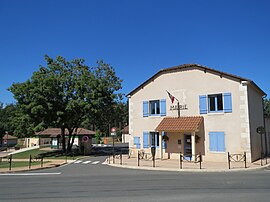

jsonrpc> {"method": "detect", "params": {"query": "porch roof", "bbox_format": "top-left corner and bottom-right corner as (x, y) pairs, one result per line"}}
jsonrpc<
(155, 116), (203, 132)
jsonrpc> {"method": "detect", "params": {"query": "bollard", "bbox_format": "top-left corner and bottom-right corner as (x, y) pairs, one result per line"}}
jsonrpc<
(9, 154), (12, 171)
(29, 155), (32, 169)
(41, 157), (44, 168)
(228, 152), (231, 169)
(244, 152), (247, 168)
(179, 153), (183, 169)
(199, 153), (202, 169)
(137, 151), (140, 167)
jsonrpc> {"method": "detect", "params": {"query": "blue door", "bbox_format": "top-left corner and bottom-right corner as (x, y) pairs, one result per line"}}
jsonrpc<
(184, 134), (192, 160)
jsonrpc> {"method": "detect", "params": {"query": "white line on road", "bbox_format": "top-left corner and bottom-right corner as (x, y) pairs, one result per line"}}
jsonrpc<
(82, 161), (91, 164)
(92, 161), (100, 165)
(74, 160), (83, 164)
(0, 172), (61, 176)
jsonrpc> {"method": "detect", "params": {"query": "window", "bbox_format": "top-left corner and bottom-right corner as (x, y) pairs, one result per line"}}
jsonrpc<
(149, 100), (160, 115)
(209, 132), (225, 152)
(208, 94), (223, 112)
(199, 93), (232, 114)
(143, 99), (166, 117)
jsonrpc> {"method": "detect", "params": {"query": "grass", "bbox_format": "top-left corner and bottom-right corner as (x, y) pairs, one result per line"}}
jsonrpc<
(11, 147), (84, 160)
(0, 161), (50, 169)
(12, 148), (48, 159)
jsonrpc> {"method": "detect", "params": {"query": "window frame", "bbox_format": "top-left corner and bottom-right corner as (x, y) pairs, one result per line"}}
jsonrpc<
(208, 93), (223, 113)
(149, 100), (160, 116)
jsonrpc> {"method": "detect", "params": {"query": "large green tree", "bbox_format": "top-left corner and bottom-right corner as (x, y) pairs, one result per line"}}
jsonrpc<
(9, 55), (122, 152)
(264, 98), (270, 116)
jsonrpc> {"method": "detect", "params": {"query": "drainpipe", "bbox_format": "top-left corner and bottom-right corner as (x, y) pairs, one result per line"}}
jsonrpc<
(262, 95), (268, 161)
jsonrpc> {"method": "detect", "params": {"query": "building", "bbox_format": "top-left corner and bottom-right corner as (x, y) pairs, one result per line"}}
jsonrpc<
(36, 128), (95, 153)
(1, 134), (18, 147)
(127, 64), (267, 162)
(122, 126), (130, 143)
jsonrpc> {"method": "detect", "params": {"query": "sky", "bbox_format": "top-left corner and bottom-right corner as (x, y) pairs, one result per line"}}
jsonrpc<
(0, 0), (270, 104)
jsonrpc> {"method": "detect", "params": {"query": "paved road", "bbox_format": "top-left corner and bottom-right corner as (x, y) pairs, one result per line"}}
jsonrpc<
(1, 156), (270, 202)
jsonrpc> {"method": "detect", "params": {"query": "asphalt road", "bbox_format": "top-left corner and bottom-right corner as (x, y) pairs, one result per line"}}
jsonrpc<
(1, 155), (270, 202)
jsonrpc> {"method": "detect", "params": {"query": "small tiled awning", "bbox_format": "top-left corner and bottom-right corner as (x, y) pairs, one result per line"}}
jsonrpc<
(155, 116), (203, 132)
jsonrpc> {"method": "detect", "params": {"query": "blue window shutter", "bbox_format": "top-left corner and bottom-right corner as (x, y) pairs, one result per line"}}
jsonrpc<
(134, 137), (140, 149)
(143, 132), (149, 148)
(217, 132), (225, 152)
(162, 131), (167, 149)
(223, 93), (232, 113)
(143, 101), (149, 117)
(199, 95), (208, 114)
(136, 137), (140, 149)
(134, 137), (138, 145)
(160, 99), (166, 116)
(209, 132), (217, 151)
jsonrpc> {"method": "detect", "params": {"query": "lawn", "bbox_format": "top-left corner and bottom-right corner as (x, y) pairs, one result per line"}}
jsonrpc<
(11, 147), (84, 160)
(12, 148), (48, 159)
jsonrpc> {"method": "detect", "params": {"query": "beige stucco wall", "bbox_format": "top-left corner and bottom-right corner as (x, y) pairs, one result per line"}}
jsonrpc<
(247, 85), (265, 161)
(129, 67), (264, 162)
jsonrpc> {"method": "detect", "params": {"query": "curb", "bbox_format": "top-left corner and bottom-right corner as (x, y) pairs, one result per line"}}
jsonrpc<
(0, 163), (65, 174)
(105, 160), (270, 173)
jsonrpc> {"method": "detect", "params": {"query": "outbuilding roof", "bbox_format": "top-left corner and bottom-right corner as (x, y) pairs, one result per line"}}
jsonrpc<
(2, 134), (18, 140)
(156, 116), (203, 132)
(127, 64), (266, 96)
(36, 128), (95, 137)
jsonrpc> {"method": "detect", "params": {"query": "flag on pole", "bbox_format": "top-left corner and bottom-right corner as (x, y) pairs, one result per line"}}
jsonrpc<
(166, 91), (176, 104)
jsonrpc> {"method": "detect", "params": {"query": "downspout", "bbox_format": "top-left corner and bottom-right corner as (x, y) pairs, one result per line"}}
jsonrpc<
(262, 95), (268, 160)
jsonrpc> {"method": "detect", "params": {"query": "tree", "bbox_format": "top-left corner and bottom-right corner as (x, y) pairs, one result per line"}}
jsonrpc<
(9, 55), (122, 153)
(264, 98), (270, 116)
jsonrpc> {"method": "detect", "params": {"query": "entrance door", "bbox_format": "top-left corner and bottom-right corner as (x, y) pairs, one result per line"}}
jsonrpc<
(184, 134), (192, 160)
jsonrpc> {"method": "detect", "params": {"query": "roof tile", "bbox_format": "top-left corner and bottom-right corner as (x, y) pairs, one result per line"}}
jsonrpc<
(156, 116), (203, 132)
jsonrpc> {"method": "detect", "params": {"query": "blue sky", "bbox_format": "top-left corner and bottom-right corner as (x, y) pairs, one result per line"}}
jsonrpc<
(0, 0), (270, 104)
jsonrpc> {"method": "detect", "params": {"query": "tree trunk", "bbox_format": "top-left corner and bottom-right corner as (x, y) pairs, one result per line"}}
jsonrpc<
(61, 127), (66, 153)
(67, 128), (76, 153)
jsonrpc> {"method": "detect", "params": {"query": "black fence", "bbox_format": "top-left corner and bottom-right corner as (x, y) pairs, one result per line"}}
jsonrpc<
(227, 152), (247, 169)
(179, 153), (202, 169)
(137, 150), (155, 167)
(0, 154), (45, 171)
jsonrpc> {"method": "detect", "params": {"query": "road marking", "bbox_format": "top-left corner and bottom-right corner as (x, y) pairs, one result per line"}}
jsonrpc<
(92, 161), (100, 165)
(82, 161), (91, 164)
(74, 160), (83, 164)
(0, 172), (61, 176)
(102, 161), (107, 165)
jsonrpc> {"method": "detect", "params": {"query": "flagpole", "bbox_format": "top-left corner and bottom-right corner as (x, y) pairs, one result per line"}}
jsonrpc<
(166, 90), (180, 118)
(177, 101), (180, 118)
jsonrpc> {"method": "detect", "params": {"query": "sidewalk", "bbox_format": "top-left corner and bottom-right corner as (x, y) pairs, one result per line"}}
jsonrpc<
(106, 155), (270, 172)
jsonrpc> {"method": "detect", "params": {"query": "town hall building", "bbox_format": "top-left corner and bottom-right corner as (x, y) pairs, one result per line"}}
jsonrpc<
(127, 64), (267, 163)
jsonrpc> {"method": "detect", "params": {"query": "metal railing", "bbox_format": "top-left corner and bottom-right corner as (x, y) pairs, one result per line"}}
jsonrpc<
(227, 152), (247, 169)
(179, 153), (202, 169)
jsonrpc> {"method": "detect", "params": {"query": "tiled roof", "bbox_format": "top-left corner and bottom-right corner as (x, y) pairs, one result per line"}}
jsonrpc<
(36, 128), (95, 137)
(156, 116), (203, 132)
(127, 64), (266, 96)
(3, 134), (18, 140)
(122, 126), (129, 134)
